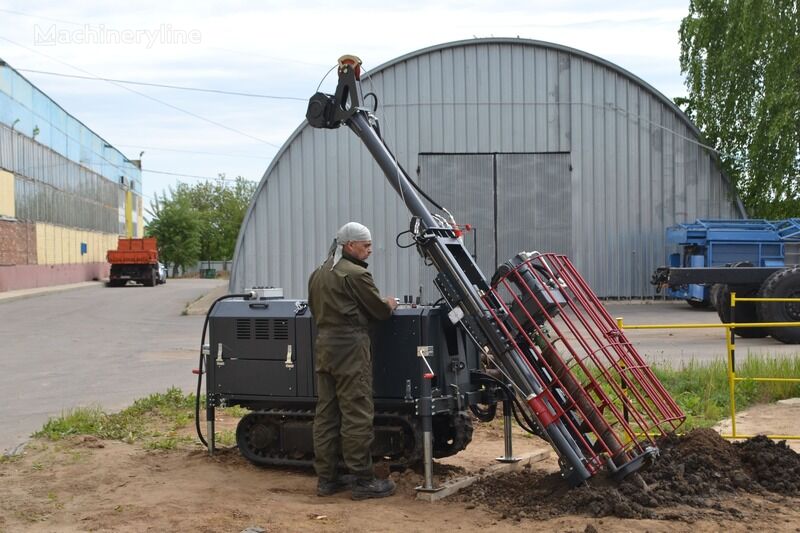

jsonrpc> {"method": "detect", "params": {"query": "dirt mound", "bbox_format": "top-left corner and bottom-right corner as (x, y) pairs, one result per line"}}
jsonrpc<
(383, 459), (468, 494)
(737, 435), (800, 493)
(458, 428), (800, 521)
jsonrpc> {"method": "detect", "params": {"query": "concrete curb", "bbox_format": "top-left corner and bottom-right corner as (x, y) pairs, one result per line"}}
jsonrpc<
(184, 282), (229, 316)
(0, 281), (105, 304)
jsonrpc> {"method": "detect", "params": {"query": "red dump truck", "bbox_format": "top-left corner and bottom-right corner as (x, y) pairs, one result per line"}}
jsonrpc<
(106, 238), (166, 287)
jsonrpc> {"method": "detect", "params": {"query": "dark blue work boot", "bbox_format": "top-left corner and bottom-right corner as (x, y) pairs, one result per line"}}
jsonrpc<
(351, 477), (396, 500)
(317, 474), (357, 496)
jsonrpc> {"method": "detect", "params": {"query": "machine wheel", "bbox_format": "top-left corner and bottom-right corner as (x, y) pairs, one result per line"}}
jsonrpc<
(236, 413), (280, 465)
(716, 284), (768, 338)
(686, 299), (710, 309)
(234, 410), (422, 468)
(145, 268), (157, 287)
(432, 411), (474, 458)
(709, 283), (725, 311)
(757, 266), (800, 344)
(715, 262), (768, 338)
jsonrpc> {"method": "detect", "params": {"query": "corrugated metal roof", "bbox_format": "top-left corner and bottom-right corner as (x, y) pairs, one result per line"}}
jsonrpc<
(231, 38), (744, 299)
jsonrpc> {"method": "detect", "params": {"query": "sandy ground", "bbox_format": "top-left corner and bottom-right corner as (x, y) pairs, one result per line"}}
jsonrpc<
(715, 398), (800, 452)
(2, 403), (799, 533)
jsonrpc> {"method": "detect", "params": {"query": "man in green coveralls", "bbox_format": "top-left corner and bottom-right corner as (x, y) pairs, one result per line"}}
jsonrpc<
(308, 222), (398, 500)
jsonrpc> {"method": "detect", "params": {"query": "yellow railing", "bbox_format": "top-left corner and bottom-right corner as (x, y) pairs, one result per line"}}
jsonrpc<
(616, 292), (800, 441)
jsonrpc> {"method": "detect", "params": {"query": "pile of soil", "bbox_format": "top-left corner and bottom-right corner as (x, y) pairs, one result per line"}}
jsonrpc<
(379, 459), (467, 494)
(458, 428), (800, 521)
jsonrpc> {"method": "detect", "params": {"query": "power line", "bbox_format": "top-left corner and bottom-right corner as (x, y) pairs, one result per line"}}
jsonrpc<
(0, 7), (329, 68)
(205, 46), (330, 68)
(17, 68), (307, 101)
(0, 8), (84, 26)
(142, 168), (258, 181)
(116, 144), (275, 160)
(379, 100), (721, 155)
(0, 36), (284, 149)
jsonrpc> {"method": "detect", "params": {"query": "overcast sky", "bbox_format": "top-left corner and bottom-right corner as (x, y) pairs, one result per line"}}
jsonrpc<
(0, 1), (690, 208)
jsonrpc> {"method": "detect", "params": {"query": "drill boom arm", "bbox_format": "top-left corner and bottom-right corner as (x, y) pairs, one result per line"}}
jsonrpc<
(307, 57), (593, 482)
(306, 55), (687, 484)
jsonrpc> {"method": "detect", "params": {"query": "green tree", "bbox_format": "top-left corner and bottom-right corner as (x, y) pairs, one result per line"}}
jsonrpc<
(146, 193), (202, 275)
(217, 177), (257, 259)
(678, 0), (800, 217)
(146, 176), (256, 268)
(171, 176), (256, 260)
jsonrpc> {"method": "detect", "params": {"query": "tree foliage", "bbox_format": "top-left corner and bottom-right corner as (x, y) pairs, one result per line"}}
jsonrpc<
(146, 176), (256, 271)
(678, 0), (800, 217)
(146, 194), (202, 274)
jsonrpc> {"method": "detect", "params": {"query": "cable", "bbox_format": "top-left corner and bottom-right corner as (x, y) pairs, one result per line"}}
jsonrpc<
(0, 7), (329, 69)
(0, 36), (283, 149)
(205, 46), (330, 68)
(471, 370), (544, 438)
(0, 7), (83, 25)
(195, 292), (253, 448)
(395, 229), (417, 249)
(116, 144), (274, 160)
(374, 121), (447, 213)
(364, 85), (447, 216)
(315, 64), (338, 92)
(17, 68), (308, 101)
(469, 402), (498, 422)
(379, 100), (722, 155)
(142, 168), (256, 181)
(360, 65), (379, 113)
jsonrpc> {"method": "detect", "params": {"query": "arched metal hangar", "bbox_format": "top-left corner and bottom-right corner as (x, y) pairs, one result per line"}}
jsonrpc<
(230, 38), (744, 299)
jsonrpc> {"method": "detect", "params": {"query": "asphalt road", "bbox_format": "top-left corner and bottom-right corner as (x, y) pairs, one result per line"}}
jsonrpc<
(0, 279), (225, 454)
(2, 284), (799, 455)
(605, 300), (800, 366)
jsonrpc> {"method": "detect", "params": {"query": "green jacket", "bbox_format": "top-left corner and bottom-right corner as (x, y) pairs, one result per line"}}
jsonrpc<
(308, 253), (392, 332)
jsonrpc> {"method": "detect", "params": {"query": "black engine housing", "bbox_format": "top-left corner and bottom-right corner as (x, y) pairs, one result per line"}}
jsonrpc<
(206, 295), (492, 466)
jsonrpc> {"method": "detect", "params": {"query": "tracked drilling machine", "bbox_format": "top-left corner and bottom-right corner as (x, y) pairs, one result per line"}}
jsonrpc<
(197, 55), (685, 488)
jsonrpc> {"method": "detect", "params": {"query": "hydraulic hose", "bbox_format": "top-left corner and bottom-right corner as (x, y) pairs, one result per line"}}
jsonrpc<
(471, 371), (544, 438)
(469, 402), (497, 422)
(195, 292), (253, 448)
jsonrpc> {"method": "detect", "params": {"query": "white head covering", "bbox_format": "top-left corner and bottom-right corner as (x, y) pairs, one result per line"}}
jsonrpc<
(329, 221), (372, 269)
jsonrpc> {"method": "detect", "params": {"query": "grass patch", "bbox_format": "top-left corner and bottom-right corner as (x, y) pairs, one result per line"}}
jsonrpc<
(223, 405), (250, 418)
(35, 387), (197, 444)
(215, 429), (237, 446)
(33, 388), (249, 450)
(30, 356), (797, 452)
(145, 433), (195, 450)
(654, 354), (800, 430)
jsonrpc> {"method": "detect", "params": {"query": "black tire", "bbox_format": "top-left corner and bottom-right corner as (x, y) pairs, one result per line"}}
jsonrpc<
(236, 413), (279, 466)
(145, 269), (156, 287)
(716, 284), (769, 338)
(709, 283), (725, 311)
(757, 266), (800, 344)
(686, 299), (710, 309)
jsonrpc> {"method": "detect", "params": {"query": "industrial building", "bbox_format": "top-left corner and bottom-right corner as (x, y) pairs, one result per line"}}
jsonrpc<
(0, 59), (143, 292)
(230, 38), (745, 299)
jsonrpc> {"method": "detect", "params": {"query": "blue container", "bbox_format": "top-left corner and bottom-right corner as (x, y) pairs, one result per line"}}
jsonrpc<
(665, 219), (800, 304)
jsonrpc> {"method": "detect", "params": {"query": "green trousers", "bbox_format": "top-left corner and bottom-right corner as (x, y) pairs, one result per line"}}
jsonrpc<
(312, 331), (374, 481)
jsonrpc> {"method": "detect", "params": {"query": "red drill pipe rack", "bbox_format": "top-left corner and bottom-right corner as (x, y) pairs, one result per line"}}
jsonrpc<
(484, 252), (686, 478)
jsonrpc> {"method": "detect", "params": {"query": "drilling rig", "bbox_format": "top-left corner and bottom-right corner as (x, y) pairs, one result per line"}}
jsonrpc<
(198, 55), (685, 488)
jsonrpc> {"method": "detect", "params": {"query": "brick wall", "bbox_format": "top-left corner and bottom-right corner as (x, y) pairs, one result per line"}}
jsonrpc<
(0, 219), (37, 266)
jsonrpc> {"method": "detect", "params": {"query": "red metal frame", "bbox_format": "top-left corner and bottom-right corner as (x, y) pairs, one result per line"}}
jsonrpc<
(483, 253), (685, 475)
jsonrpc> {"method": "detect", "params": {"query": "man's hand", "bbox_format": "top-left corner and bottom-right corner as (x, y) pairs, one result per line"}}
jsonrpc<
(385, 296), (398, 311)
